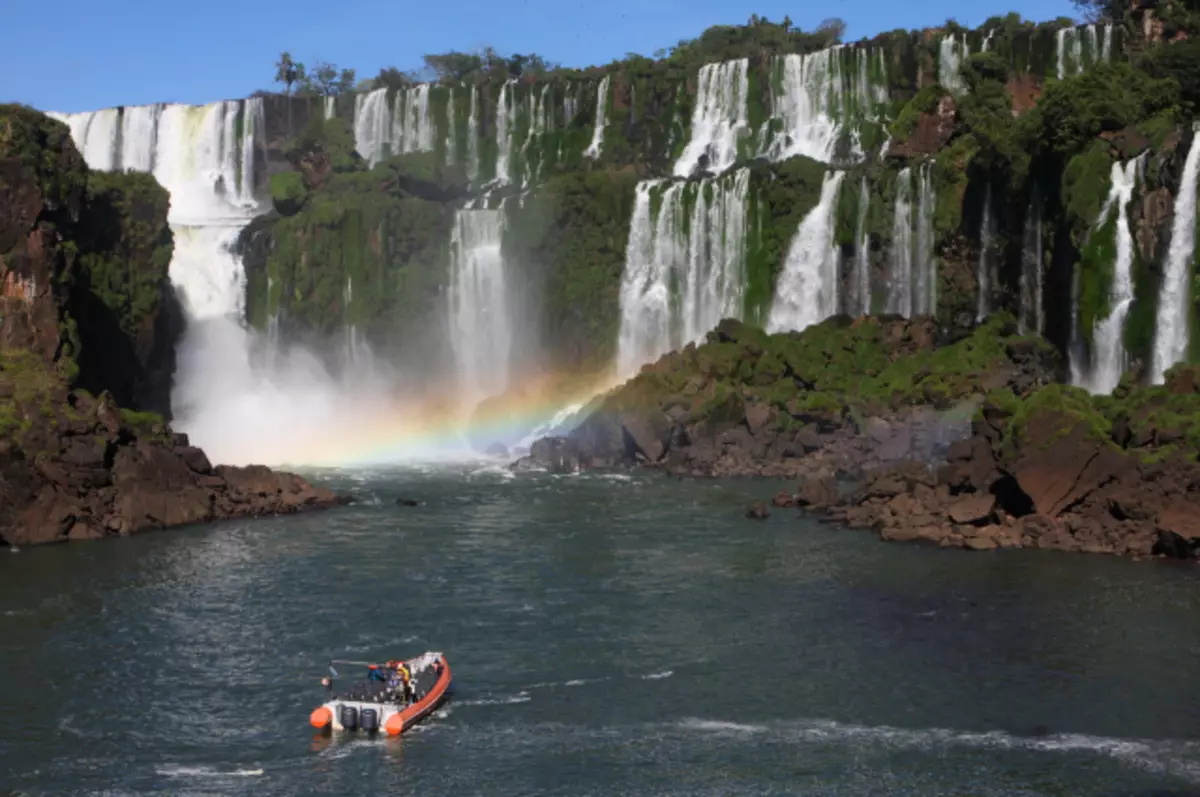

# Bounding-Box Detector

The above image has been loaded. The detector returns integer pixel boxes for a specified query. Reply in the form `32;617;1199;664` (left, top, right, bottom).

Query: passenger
367;664;387;682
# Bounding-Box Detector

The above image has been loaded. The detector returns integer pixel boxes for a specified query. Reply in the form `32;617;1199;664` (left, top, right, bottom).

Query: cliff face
231;7;1200;387
0;105;343;546
0;104;179;414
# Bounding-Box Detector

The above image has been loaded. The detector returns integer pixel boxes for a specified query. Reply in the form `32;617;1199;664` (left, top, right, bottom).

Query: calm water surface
2;464;1199;795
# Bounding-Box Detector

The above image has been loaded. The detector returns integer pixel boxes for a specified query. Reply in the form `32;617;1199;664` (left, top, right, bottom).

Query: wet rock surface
0;385;347;547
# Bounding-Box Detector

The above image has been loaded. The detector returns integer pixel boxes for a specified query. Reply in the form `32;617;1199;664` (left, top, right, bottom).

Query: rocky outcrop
793;369;1200;561
0;373;345;547
514;313;1060;479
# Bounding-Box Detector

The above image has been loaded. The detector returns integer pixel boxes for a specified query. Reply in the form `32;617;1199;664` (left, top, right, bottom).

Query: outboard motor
340;705;359;731
360;708;379;734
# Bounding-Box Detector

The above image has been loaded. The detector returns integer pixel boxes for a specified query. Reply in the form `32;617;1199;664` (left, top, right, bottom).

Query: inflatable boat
309;651;451;736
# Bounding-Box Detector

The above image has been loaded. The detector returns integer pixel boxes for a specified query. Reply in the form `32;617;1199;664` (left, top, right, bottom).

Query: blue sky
10;0;1081;113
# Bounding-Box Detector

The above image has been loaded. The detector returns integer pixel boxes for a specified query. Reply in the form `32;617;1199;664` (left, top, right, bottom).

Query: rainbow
183;368;621;469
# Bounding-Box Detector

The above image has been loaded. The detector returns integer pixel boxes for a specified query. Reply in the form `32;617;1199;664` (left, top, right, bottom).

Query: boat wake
679;717;1200;781
158;765;264;778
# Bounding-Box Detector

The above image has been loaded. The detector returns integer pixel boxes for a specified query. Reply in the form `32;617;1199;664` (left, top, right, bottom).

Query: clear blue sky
10;0;1080;113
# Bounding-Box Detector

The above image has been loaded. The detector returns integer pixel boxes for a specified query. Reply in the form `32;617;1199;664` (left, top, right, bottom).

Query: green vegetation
596;312;1053;430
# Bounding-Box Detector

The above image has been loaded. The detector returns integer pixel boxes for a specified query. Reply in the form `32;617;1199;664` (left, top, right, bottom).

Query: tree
274;52;301;96
816;18;847;46
274;52;305;135
422;51;485;83
311;61;340;95
376;66;413;91
337;69;357;95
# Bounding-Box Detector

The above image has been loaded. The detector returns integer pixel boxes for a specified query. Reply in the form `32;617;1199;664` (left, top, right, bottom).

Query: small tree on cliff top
274;52;304;135
274;52;301;95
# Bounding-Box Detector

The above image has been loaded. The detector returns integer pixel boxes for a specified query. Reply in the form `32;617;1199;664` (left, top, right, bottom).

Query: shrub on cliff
78;170;173;337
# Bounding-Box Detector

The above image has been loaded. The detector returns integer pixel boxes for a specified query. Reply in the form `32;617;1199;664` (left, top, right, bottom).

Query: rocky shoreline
0;373;346;547
515;314;1200;563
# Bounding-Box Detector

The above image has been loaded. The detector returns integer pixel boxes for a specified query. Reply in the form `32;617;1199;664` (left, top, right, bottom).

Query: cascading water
467;86;480;183
767;171;846;332
938;35;970;95
583;75;610;159
616;171;751;377
675;59;749;177
976;186;995;322
760;45;889;165
445;89;457;166
888;168;914;317
521;84;552;184
914;164;936;316
494;80;516;185
1019;191;1044;335
852;177;871;316
1057;24;1113;79
1151;128;1200;383
448;209;513;401
1080;158;1141;395
352;86;435;166
47;100;385;465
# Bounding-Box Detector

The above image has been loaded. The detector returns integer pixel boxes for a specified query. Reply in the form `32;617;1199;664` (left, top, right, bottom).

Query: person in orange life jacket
367;664;388;683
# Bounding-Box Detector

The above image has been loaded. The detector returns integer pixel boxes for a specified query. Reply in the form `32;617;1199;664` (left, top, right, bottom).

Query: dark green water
2;464;1200;795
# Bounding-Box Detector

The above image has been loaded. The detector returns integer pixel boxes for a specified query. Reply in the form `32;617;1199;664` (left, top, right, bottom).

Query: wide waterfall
938;34;970;95
767;171;846;333
760;45;890;164
1152;128;1200;383
352;85;435;166
583;75;610;159
616;171;751;377
1056;24;1113;79
976;186;995;322
614;43;890;377
852;177;872;316
1019;191;1045;335
1079;158;1141;395
888;168;914;316
449;209;513;401
675;59;750;177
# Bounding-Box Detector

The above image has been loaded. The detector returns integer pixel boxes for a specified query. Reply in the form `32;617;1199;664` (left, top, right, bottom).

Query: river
2;464;1199;795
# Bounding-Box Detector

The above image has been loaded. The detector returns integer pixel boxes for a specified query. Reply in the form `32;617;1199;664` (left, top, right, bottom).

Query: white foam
642;670;674;680
158;766;264;778
679;716;1200;780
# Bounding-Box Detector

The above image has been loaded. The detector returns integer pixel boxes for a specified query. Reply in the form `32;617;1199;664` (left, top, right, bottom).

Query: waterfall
1152;128;1200;382
48;99;306;462
445;89;457;166
976;186;995;322
522;84;551;184
887;168;914;317
767;171;846;333
760;45;890;165
342;277;366;365
938;35;970;95
1019;191;1044;335
323;96;336;119
1057;24;1113;79
616;171;751;377
1080;158;1141;394
352;86;435;166
583;75;610;159
494;80;516;185
675;59;749;177
853;177;871;316
449;209;513;400
914;164;936;316
467;86;480;183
